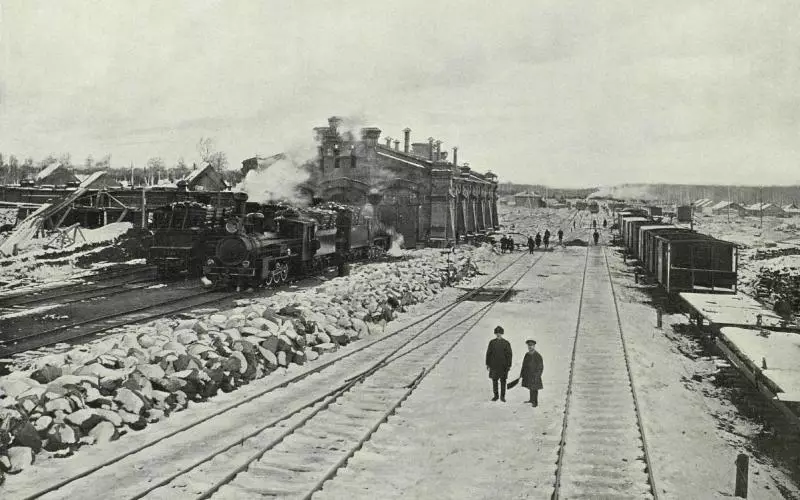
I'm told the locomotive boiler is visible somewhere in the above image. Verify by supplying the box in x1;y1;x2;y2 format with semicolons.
203;203;390;289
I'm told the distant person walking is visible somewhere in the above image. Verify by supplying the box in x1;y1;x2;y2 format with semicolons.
508;236;515;252
557;229;564;245
603;218;608;229
519;339;543;407
486;326;512;402
535;232;542;249
499;236;506;253
527;236;535;254
543;229;551;249
593;230;600;245
592;219;597;229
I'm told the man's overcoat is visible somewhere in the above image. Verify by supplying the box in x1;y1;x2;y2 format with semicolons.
485;338;512;379
520;351;544;390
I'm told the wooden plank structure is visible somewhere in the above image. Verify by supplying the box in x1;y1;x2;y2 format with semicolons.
679;292;800;427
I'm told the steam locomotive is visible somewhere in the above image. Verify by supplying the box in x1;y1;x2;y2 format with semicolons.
148;201;238;277
202;202;391;289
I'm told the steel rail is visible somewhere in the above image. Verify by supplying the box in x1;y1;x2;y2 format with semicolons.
0;278;155;311
22;251;532;500
297;240;542;500
141;253;544;499
0;289;222;357
602;246;659;499
551;243;590;500
0;265;155;305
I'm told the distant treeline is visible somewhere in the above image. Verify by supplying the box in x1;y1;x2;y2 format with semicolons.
496;182;596;199
621;184;800;206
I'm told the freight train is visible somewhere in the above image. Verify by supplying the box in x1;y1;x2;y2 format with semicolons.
202;203;390;289
616;208;738;294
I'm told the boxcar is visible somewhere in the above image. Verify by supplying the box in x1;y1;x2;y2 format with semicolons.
653;232;738;293
637;224;675;263
622;217;650;252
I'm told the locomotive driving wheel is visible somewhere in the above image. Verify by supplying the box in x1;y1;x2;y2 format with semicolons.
279;262;289;282
264;272;274;286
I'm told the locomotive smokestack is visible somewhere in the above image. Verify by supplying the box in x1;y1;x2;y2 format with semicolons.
428;137;434;161
435;140;442;162
394;140;400;151
453;146;458;166
385;137;392;147
403;128;411;153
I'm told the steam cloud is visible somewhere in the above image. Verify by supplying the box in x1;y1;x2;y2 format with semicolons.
234;144;315;206
588;185;657;201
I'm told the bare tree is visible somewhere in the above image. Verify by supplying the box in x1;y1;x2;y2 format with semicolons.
207;151;228;171
146;157;166;184
96;154;112;170
197;137;214;163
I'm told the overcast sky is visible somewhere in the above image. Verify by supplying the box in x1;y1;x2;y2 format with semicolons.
1;1;799;187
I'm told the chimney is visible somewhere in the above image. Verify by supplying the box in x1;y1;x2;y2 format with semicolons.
427;137;434;161
439;151;448;162
403;128;411;153
453;147;458;166
393;140;400;151
385;137;392;147
361;127;382;147
435;140;443;162
328;116;341;133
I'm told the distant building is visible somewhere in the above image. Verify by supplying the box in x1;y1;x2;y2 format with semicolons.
514;191;544;208
181;164;228;192
782;203;800;216
741;202;785;217
35;164;79;186
676;205;693;222
710;201;742;215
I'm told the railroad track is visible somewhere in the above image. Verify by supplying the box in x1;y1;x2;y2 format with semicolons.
18;250;548;500
0;265;156;308
0;288;228;357
552;245;658;499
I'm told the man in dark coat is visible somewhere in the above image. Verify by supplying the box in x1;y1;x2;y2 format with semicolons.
485;325;512;402
557;228;564;245
527;236;535;254
499;236;507;253
519;339;543;407
534;232;542;249
543;229;551;249
593;230;600;245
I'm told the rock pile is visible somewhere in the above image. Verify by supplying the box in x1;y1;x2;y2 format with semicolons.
0;247;484;482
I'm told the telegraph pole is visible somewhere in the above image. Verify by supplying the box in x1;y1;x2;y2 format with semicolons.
727;185;731;223
760;186;763;230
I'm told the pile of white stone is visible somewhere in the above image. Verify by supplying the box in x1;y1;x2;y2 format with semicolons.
0;247;484;480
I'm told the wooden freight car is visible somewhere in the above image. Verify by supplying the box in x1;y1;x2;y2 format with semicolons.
651;232;738;294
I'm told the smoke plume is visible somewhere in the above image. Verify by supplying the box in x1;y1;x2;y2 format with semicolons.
234;144;315;206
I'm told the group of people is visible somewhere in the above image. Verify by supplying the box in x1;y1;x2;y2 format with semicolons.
499;235;516;253
485;326;543;406
525;228;564;253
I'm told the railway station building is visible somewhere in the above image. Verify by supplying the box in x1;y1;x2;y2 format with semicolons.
307;117;499;248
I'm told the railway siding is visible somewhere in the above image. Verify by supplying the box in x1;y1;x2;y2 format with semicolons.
555;248;655;499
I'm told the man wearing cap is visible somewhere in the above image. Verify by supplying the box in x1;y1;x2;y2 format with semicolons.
485;326;512;402
519;339;544;407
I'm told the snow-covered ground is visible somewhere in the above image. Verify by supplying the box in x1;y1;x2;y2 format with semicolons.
0;223;140;294
1;207;798;498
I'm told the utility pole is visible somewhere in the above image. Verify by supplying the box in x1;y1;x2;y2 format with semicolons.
760;186;763;230
727;185;731;223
